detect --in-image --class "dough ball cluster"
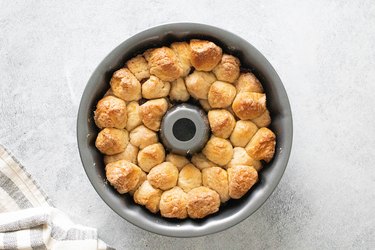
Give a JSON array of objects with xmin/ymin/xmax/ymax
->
[{"xmin": 93, "ymin": 39, "xmax": 276, "ymax": 219}]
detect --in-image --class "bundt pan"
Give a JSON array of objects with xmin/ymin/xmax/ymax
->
[{"xmin": 77, "ymin": 23, "xmax": 293, "ymax": 237}]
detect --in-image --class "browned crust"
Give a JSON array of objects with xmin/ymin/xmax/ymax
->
[
  {"xmin": 170, "ymin": 42, "xmax": 192, "ymax": 77},
  {"xmin": 202, "ymin": 136, "xmax": 233, "ymax": 166},
  {"xmin": 137, "ymin": 143, "xmax": 166, "ymax": 172},
  {"xmin": 187, "ymin": 186, "xmax": 220, "ymax": 219},
  {"xmin": 232, "ymin": 92, "xmax": 266, "ymax": 120},
  {"xmin": 208, "ymin": 81, "xmax": 237, "ymax": 108},
  {"xmin": 147, "ymin": 162, "xmax": 179, "ymax": 190},
  {"xmin": 185, "ymin": 71, "xmax": 216, "ymax": 99},
  {"xmin": 129, "ymin": 125, "xmax": 158, "ymax": 149},
  {"xmin": 213, "ymin": 54, "xmax": 241, "ymax": 83},
  {"xmin": 142, "ymin": 75, "xmax": 171, "ymax": 99},
  {"xmin": 139, "ymin": 98, "xmax": 168, "ymax": 131},
  {"xmin": 208, "ymin": 109, "xmax": 236, "ymax": 139},
  {"xmin": 190, "ymin": 39, "xmax": 222, "ymax": 71},
  {"xmin": 228, "ymin": 165, "xmax": 258, "ymax": 199},
  {"xmin": 105, "ymin": 160, "xmax": 142, "ymax": 194},
  {"xmin": 229, "ymin": 120, "xmax": 258, "ymax": 147},
  {"xmin": 94, "ymin": 96, "xmax": 127, "ymax": 129},
  {"xmin": 235, "ymin": 72, "xmax": 264, "ymax": 93},
  {"xmin": 159, "ymin": 187, "xmax": 188, "ymax": 219},
  {"xmin": 110, "ymin": 68, "xmax": 141, "ymax": 101},
  {"xmin": 245, "ymin": 127, "xmax": 276, "ymax": 162},
  {"xmin": 144, "ymin": 47, "xmax": 183, "ymax": 81},
  {"xmin": 134, "ymin": 180, "xmax": 163, "ymax": 213},
  {"xmin": 126, "ymin": 55, "xmax": 150, "ymax": 81},
  {"xmin": 95, "ymin": 128, "xmax": 128, "ymax": 155}
]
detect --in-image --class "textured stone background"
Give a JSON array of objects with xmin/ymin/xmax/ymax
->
[{"xmin": 1, "ymin": 1, "xmax": 374, "ymax": 249}]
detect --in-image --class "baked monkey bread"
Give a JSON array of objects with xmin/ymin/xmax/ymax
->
[{"xmin": 94, "ymin": 39, "xmax": 276, "ymax": 219}]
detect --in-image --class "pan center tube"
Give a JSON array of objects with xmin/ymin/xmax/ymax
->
[{"xmin": 160, "ymin": 103, "xmax": 210, "ymax": 156}]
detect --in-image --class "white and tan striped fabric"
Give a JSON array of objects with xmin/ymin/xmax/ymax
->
[{"xmin": 0, "ymin": 145, "xmax": 113, "ymax": 250}]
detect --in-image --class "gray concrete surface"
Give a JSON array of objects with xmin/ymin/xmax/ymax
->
[{"xmin": 1, "ymin": 0, "xmax": 374, "ymax": 249}]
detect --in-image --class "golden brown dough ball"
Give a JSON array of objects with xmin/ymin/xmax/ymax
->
[
  {"xmin": 134, "ymin": 180, "xmax": 163, "ymax": 213},
  {"xmin": 147, "ymin": 162, "xmax": 179, "ymax": 190},
  {"xmin": 139, "ymin": 98, "xmax": 168, "ymax": 131},
  {"xmin": 105, "ymin": 160, "xmax": 142, "ymax": 194},
  {"xmin": 110, "ymin": 68, "xmax": 141, "ymax": 101},
  {"xmin": 245, "ymin": 127, "xmax": 276, "ymax": 163},
  {"xmin": 235, "ymin": 72, "xmax": 264, "ymax": 93},
  {"xmin": 142, "ymin": 75, "xmax": 171, "ymax": 99},
  {"xmin": 125, "ymin": 55, "xmax": 150, "ymax": 81},
  {"xmin": 95, "ymin": 128, "xmax": 128, "ymax": 155},
  {"xmin": 137, "ymin": 143, "xmax": 165, "ymax": 172},
  {"xmin": 104, "ymin": 143, "xmax": 139, "ymax": 165},
  {"xmin": 232, "ymin": 92, "xmax": 266, "ymax": 120},
  {"xmin": 166, "ymin": 153, "xmax": 190, "ymax": 171},
  {"xmin": 191, "ymin": 153, "xmax": 219, "ymax": 170},
  {"xmin": 169, "ymin": 78, "xmax": 190, "ymax": 102},
  {"xmin": 185, "ymin": 71, "xmax": 216, "ymax": 99},
  {"xmin": 170, "ymin": 42, "xmax": 192, "ymax": 77},
  {"xmin": 199, "ymin": 99, "xmax": 212, "ymax": 112},
  {"xmin": 159, "ymin": 186, "xmax": 188, "ymax": 219},
  {"xmin": 144, "ymin": 47, "xmax": 183, "ymax": 81},
  {"xmin": 186, "ymin": 186, "xmax": 220, "ymax": 219},
  {"xmin": 202, "ymin": 167, "xmax": 229, "ymax": 203},
  {"xmin": 251, "ymin": 109, "xmax": 271, "ymax": 128},
  {"xmin": 226, "ymin": 147, "xmax": 262, "ymax": 171},
  {"xmin": 94, "ymin": 96, "xmax": 127, "ymax": 129},
  {"xmin": 228, "ymin": 165, "xmax": 258, "ymax": 199},
  {"xmin": 208, "ymin": 81, "xmax": 236, "ymax": 108},
  {"xmin": 129, "ymin": 169, "xmax": 147, "ymax": 196},
  {"xmin": 230, "ymin": 120, "xmax": 258, "ymax": 147},
  {"xmin": 125, "ymin": 101, "xmax": 142, "ymax": 131},
  {"xmin": 202, "ymin": 136, "xmax": 233, "ymax": 166},
  {"xmin": 178, "ymin": 163, "xmax": 202, "ymax": 192},
  {"xmin": 208, "ymin": 109, "xmax": 236, "ymax": 139},
  {"xmin": 212, "ymin": 54, "xmax": 240, "ymax": 83},
  {"xmin": 129, "ymin": 125, "xmax": 158, "ymax": 149},
  {"xmin": 190, "ymin": 39, "xmax": 222, "ymax": 71}
]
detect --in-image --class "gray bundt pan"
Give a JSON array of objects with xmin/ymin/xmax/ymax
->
[{"xmin": 77, "ymin": 23, "xmax": 293, "ymax": 237}]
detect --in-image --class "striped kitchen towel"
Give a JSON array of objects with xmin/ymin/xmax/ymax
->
[{"xmin": 0, "ymin": 145, "xmax": 113, "ymax": 250}]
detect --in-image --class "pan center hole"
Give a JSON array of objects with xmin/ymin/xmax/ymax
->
[{"xmin": 172, "ymin": 118, "xmax": 196, "ymax": 141}]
